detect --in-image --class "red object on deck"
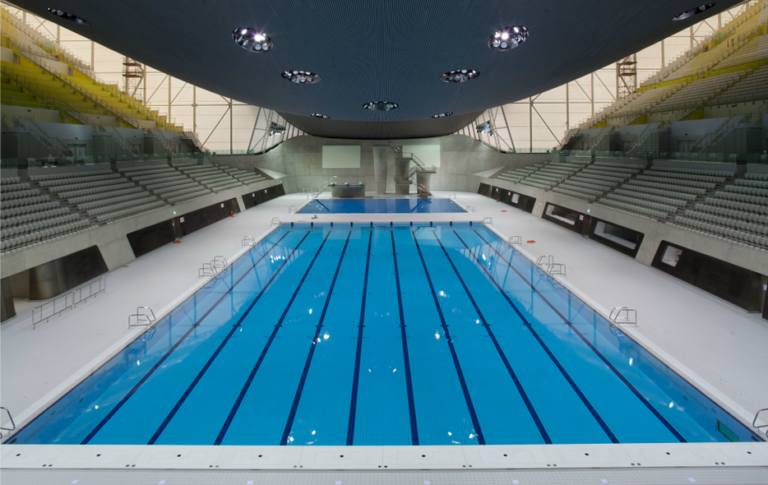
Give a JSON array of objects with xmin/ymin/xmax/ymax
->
[{"xmin": 526, "ymin": 240, "xmax": 536, "ymax": 244}]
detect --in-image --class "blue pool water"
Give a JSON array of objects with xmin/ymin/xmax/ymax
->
[
  {"xmin": 298, "ymin": 198, "xmax": 465, "ymax": 214},
  {"xmin": 10, "ymin": 223, "xmax": 762, "ymax": 446}
]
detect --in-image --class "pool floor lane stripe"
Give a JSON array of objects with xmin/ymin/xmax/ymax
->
[
  {"xmin": 453, "ymin": 231, "xmax": 618, "ymax": 444},
  {"xmin": 81, "ymin": 230, "xmax": 293, "ymax": 445},
  {"xmin": 431, "ymin": 230, "xmax": 551, "ymax": 444},
  {"xmin": 147, "ymin": 231, "xmax": 313, "ymax": 444},
  {"xmin": 472, "ymin": 230, "xmax": 687, "ymax": 443},
  {"xmin": 391, "ymin": 231, "xmax": 420, "ymax": 446},
  {"xmin": 215, "ymin": 230, "xmax": 333, "ymax": 445},
  {"xmin": 280, "ymin": 231, "xmax": 353, "ymax": 446},
  {"xmin": 411, "ymin": 230, "xmax": 486, "ymax": 445},
  {"xmin": 346, "ymin": 231, "xmax": 373, "ymax": 446}
]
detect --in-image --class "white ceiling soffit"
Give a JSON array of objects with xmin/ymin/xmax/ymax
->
[{"xmin": 13, "ymin": 0, "xmax": 742, "ymax": 139}]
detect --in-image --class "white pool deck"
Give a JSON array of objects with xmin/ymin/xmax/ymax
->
[{"xmin": 1, "ymin": 191, "xmax": 766, "ymax": 480}]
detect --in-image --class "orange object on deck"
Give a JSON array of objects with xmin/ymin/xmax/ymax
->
[{"xmin": 526, "ymin": 240, "xmax": 536, "ymax": 244}]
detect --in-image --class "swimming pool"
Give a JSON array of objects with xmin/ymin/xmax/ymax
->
[
  {"xmin": 298, "ymin": 198, "xmax": 464, "ymax": 213},
  {"xmin": 9, "ymin": 223, "xmax": 762, "ymax": 446}
]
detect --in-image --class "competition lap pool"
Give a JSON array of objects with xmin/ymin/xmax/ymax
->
[
  {"xmin": 298, "ymin": 198, "xmax": 465, "ymax": 213},
  {"xmin": 8, "ymin": 223, "xmax": 762, "ymax": 446}
]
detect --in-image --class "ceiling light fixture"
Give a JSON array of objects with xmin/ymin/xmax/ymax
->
[
  {"xmin": 309, "ymin": 113, "xmax": 330, "ymax": 119},
  {"xmin": 363, "ymin": 101, "xmax": 399, "ymax": 111},
  {"xmin": 476, "ymin": 121, "xmax": 493, "ymax": 135},
  {"xmin": 673, "ymin": 4, "xmax": 715, "ymax": 21},
  {"xmin": 47, "ymin": 8, "xmax": 89, "ymax": 25},
  {"xmin": 440, "ymin": 70, "xmax": 480, "ymax": 83},
  {"xmin": 282, "ymin": 70, "xmax": 321, "ymax": 84},
  {"xmin": 232, "ymin": 27, "xmax": 272, "ymax": 52},
  {"xmin": 432, "ymin": 112, "xmax": 453, "ymax": 118},
  {"xmin": 489, "ymin": 25, "xmax": 528, "ymax": 51}
]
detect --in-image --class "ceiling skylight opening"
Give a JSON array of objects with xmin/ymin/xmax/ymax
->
[
  {"xmin": 282, "ymin": 70, "xmax": 321, "ymax": 84},
  {"xmin": 432, "ymin": 112, "xmax": 453, "ymax": 118},
  {"xmin": 47, "ymin": 8, "xmax": 89, "ymax": 25},
  {"xmin": 363, "ymin": 101, "xmax": 399, "ymax": 111},
  {"xmin": 489, "ymin": 26, "xmax": 528, "ymax": 51},
  {"xmin": 232, "ymin": 27, "xmax": 272, "ymax": 52},
  {"xmin": 673, "ymin": 4, "xmax": 715, "ymax": 21},
  {"xmin": 440, "ymin": 70, "xmax": 480, "ymax": 83},
  {"xmin": 309, "ymin": 113, "xmax": 330, "ymax": 119}
]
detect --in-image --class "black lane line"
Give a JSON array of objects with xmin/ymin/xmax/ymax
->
[
  {"xmin": 472, "ymin": 230, "xmax": 686, "ymax": 443},
  {"xmin": 453, "ymin": 230, "xmax": 618, "ymax": 443},
  {"xmin": 411, "ymin": 230, "xmax": 486, "ymax": 445},
  {"xmin": 147, "ymin": 232, "xmax": 312, "ymax": 444},
  {"xmin": 431, "ymin": 229, "xmax": 551, "ymax": 444},
  {"xmin": 280, "ymin": 231, "xmax": 352, "ymax": 445},
  {"xmin": 215, "ymin": 230, "xmax": 332, "ymax": 445},
  {"xmin": 346, "ymin": 231, "xmax": 373, "ymax": 445},
  {"xmin": 81, "ymin": 231, "xmax": 292, "ymax": 445},
  {"xmin": 391, "ymin": 231, "xmax": 419, "ymax": 446}
]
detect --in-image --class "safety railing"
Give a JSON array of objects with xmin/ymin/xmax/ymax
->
[
  {"xmin": 609, "ymin": 307, "xmax": 638, "ymax": 326},
  {"xmin": 508, "ymin": 236, "xmax": 522, "ymax": 245},
  {"xmin": 32, "ymin": 276, "xmax": 106, "ymax": 329},
  {"xmin": 128, "ymin": 306, "xmax": 156, "ymax": 327},
  {"xmin": 0, "ymin": 407, "xmax": 16, "ymax": 440},
  {"xmin": 536, "ymin": 255, "xmax": 554, "ymax": 267},
  {"xmin": 753, "ymin": 408, "xmax": 768, "ymax": 437},
  {"xmin": 242, "ymin": 236, "xmax": 256, "ymax": 247},
  {"xmin": 482, "ymin": 217, "xmax": 493, "ymax": 225},
  {"xmin": 465, "ymin": 206, "xmax": 474, "ymax": 213},
  {"xmin": 546, "ymin": 263, "xmax": 567, "ymax": 276},
  {"xmin": 271, "ymin": 217, "xmax": 282, "ymax": 226}
]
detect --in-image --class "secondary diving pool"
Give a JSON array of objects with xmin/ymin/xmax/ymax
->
[{"xmin": 8, "ymin": 223, "xmax": 762, "ymax": 446}]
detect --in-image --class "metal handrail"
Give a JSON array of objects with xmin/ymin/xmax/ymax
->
[
  {"xmin": 32, "ymin": 276, "xmax": 106, "ymax": 329},
  {"xmin": 465, "ymin": 205, "xmax": 474, "ymax": 213},
  {"xmin": 448, "ymin": 194, "xmax": 456, "ymax": 199},
  {"xmin": 289, "ymin": 205, "xmax": 297, "ymax": 213},
  {"xmin": 11, "ymin": 116, "xmax": 72, "ymax": 157},
  {"xmin": 242, "ymin": 236, "xmax": 256, "ymax": 247},
  {"xmin": 271, "ymin": 217, "xmax": 282, "ymax": 226},
  {"xmin": 547, "ymin": 263, "xmax": 567, "ymax": 276},
  {"xmin": 508, "ymin": 236, "xmax": 522, "ymax": 244},
  {"xmin": 211, "ymin": 256, "xmax": 228, "ymax": 270},
  {"xmin": 609, "ymin": 307, "xmax": 637, "ymax": 325},
  {"xmin": 128, "ymin": 306, "xmax": 156, "ymax": 327},
  {"xmin": 536, "ymin": 255, "xmax": 554, "ymax": 267},
  {"xmin": 753, "ymin": 408, "xmax": 768, "ymax": 437},
  {"xmin": 482, "ymin": 217, "xmax": 493, "ymax": 225},
  {"xmin": 0, "ymin": 407, "xmax": 16, "ymax": 439},
  {"xmin": 198, "ymin": 263, "xmax": 218, "ymax": 278}
]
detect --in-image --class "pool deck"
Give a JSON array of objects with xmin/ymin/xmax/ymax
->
[{"xmin": 1, "ymin": 191, "xmax": 767, "ymax": 478}]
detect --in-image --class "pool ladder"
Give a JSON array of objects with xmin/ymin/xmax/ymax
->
[
  {"xmin": 754, "ymin": 409, "xmax": 768, "ymax": 437},
  {"xmin": 0, "ymin": 407, "xmax": 15, "ymax": 440}
]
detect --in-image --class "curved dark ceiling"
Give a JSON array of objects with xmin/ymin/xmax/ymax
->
[{"xmin": 13, "ymin": 0, "xmax": 740, "ymax": 139}]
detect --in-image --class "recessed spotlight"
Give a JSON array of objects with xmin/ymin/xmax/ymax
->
[
  {"xmin": 309, "ymin": 113, "xmax": 330, "ymax": 119},
  {"xmin": 432, "ymin": 112, "xmax": 453, "ymax": 118},
  {"xmin": 440, "ymin": 70, "xmax": 480, "ymax": 83},
  {"xmin": 363, "ymin": 101, "xmax": 399, "ymax": 111},
  {"xmin": 232, "ymin": 27, "xmax": 272, "ymax": 52},
  {"xmin": 47, "ymin": 8, "xmax": 89, "ymax": 25},
  {"xmin": 673, "ymin": 4, "xmax": 715, "ymax": 21},
  {"xmin": 282, "ymin": 70, "xmax": 321, "ymax": 84},
  {"xmin": 489, "ymin": 26, "xmax": 528, "ymax": 51}
]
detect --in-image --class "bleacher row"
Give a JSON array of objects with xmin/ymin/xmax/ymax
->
[
  {"xmin": 1, "ymin": 164, "xmax": 271, "ymax": 255},
  {"xmin": 493, "ymin": 160, "xmax": 768, "ymax": 252}
]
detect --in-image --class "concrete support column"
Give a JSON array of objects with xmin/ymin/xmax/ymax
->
[
  {"xmin": 416, "ymin": 172, "xmax": 431, "ymax": 193},
  {"xmin": 373, "ymin": 145, "xmax": 388, "ymax": 194}
]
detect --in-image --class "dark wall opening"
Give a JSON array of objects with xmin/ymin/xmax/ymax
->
[
  {"xmin": 589, "ymin": 218, "xmax": 645, "ymax": 258},
  {"xmin": 127, "ymin": 219, "xmax": 176, "ymax": 258},
  {"xmin": 242, "ymin": 184, "xmax": 286, "ymax": 210},
  {"xmin": 477, "ymin": 183, "xmax": 491, "ymax": 197},
  {"xmin": 541, "ymin": 203, "xmax": 588, "ymax": 234},
  {"xmin": 176, "ymin": 198, "xmax": 239, "ymax": 237},
  {"xmin": 652, "ymin": 241, "xmax": 765, "ymax": 312},
  {"xmin": 489, "ymin": 186, "xmax": 536, "ymax": 213},
  {"xmin": 1, "ymin": 277, "xmax": 15, "ymax": 322},
  {"xmin": 28, "ymin": 246, "xmax": 109, "ymax": 300}
]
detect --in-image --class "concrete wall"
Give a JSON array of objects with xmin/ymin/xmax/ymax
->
[
  {"xmin": 479, "ymin": 175, "xmax": 768, "ymax": 277},
  {"xmin": 212, "ymin": 135, "xmax": 550, "ymax": 194},
  {"xmin": 0, "ymin": 178, "xmax": 281, "ymax": 280}
]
